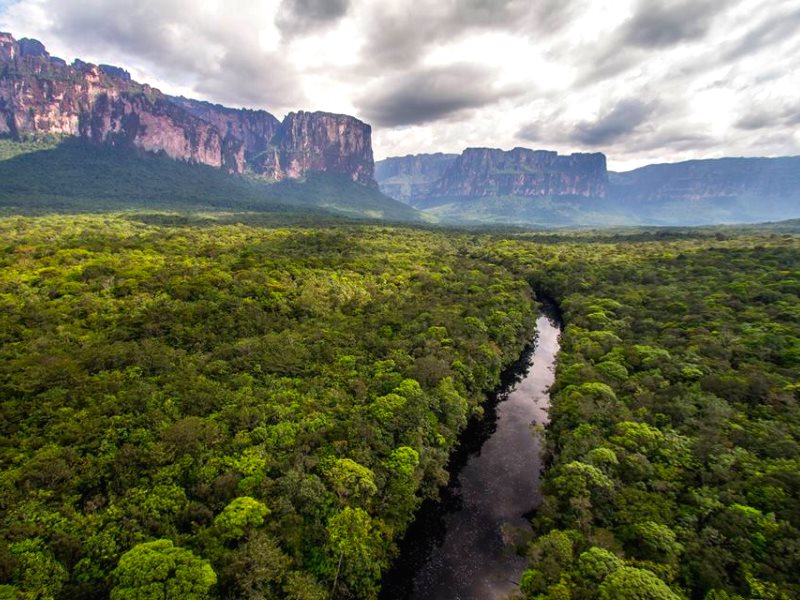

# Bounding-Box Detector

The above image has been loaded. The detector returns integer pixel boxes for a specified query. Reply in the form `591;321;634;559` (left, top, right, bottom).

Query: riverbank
381;309;562;600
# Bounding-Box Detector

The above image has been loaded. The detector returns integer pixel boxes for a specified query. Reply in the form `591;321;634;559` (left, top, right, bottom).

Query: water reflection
381;311;561;600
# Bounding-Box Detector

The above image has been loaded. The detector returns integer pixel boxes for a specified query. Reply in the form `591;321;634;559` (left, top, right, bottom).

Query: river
380;309;561;600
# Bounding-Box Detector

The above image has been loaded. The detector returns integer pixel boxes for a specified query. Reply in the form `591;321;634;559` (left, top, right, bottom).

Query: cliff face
259;111;374;184
0;32;377;184
375;147;608;205
375;153;457;204
0;33;244;172
169;98;374;183
610;156;800;202
168;96;281;165
434;147;608;198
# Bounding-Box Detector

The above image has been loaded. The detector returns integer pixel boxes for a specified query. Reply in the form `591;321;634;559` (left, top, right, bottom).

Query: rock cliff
376;147;608;205
433;147;608;198
260;111;374;184
0;33;244;172
375;153;458;204
169;99;374;184
168;96;281;167
0;32;377;184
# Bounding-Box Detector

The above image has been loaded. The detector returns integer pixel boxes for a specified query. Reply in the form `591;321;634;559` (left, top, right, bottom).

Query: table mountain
375;153;458;203
0;32;377;184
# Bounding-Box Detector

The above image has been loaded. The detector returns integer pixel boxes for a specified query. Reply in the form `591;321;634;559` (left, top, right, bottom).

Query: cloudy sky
1;0;798;170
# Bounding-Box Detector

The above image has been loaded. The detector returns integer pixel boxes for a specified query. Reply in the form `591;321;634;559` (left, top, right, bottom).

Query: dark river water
381;310;562;600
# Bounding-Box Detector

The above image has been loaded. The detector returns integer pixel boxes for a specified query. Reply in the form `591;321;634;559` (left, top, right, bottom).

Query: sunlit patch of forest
0;214;798;599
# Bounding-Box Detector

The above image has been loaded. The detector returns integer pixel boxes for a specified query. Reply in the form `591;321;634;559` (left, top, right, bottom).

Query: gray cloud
357;64;522;127
572;99;656;146
276;0;349;37
19;0;305;111
574;0;727;86
623;127;718;153
735;102;800;131
621;0;722;48
516;122;542;143
359;0;576;71
722;5;800;61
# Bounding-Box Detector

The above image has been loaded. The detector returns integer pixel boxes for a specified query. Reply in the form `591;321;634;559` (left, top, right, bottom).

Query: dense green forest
0;215;535;599
486;234;800;599
1;214;799;599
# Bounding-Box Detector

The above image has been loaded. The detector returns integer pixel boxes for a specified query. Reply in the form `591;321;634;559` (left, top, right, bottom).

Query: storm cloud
1;0;799;169
276;0;350;37
358;0;577;70
620;0;723;48
357;64;522;127
572;100;656;146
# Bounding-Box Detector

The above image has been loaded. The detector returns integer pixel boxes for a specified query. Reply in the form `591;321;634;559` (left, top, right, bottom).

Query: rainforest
0;214;798;600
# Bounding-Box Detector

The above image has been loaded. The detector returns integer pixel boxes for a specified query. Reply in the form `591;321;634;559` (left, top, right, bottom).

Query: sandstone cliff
259;111;374;184
0;33;244;172
1;32;377;184
169;98;374;184
375;153;457;204
375;147;608;205
434;147;608;198
168;96;281;166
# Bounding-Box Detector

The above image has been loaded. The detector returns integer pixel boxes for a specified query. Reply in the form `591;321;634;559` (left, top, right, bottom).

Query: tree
213;496;270;541
7;538;68;600
324;458;378;506
598;566;681;600
111;539;216;600
327;507;384;599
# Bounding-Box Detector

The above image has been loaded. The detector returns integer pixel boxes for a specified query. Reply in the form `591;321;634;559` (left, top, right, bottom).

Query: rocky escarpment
375;153;457;204
260;111;374;184
433;147;608;199
0;33;244;172
610;156;800;202
170;98;375;184
1;32;378;184
168;96;281;166
376;147;608;206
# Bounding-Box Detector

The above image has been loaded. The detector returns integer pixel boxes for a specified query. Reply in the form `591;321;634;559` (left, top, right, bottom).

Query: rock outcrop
98;64;132;81
375;153;458;204
0;32;378;184
376;147;608;205
170;98;374;183
168;96;281;166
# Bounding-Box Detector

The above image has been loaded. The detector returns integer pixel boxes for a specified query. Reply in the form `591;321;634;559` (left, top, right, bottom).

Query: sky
1;0;798;170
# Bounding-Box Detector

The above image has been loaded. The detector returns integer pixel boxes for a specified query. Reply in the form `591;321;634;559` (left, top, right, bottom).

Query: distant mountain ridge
0;31;375;185
376;150;800;225
610;156;800;202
